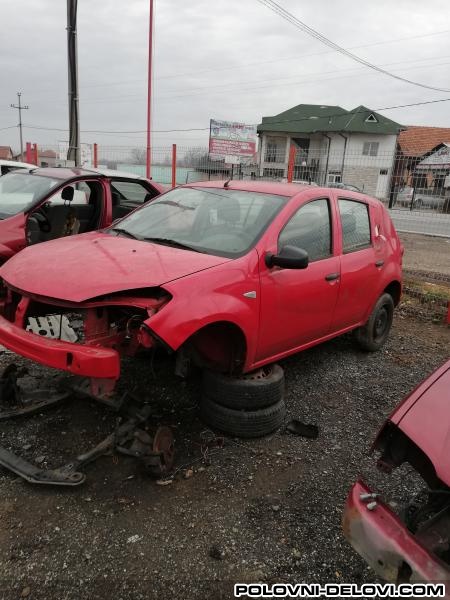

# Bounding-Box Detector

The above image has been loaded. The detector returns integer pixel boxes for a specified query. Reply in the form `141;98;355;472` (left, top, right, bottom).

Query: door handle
375;260;384;268
325;272;340;281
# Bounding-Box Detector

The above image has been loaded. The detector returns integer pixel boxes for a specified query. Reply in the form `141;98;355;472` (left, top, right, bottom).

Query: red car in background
344;360;450;586
0;167;163;263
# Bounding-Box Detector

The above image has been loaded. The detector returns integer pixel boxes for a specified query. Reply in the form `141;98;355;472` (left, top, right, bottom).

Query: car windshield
0;172;61;218
108;187;288;257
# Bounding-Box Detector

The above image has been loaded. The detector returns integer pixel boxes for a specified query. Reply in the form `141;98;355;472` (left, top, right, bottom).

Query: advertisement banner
209;119;257;157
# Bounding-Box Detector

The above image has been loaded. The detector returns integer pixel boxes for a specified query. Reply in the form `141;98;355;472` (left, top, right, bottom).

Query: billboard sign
209;119;257;157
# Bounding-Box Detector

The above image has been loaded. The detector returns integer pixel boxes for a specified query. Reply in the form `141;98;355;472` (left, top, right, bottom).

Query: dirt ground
0;313;449;600
400;232;450;277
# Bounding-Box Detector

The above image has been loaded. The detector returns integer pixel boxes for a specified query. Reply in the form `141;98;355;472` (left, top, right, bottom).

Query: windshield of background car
0;172;60;218
109;187;288;257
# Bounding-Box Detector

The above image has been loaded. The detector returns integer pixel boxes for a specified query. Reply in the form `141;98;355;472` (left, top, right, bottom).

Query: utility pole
10;92;29;158
146;0;154;178
67;0;80;166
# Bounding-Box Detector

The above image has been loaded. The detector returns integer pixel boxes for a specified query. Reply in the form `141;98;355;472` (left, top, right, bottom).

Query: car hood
0;232;232;302
386;360;450;486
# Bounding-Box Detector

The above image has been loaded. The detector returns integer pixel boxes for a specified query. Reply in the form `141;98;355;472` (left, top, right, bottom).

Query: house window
263;168;284;179
328;171;342;184
365;113;378;123
379;169;388;175
362;142;379;157
264;138;286;163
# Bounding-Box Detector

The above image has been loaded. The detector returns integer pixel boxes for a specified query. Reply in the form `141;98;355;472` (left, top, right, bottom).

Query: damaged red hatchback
0;180;402;397
344;360;450;585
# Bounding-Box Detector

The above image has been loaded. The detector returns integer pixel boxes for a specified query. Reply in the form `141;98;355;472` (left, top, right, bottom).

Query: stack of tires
200;364;286;438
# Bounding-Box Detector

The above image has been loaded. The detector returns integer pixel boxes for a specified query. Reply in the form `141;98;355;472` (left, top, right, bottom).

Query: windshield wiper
143;237;201;252
111;227;143;240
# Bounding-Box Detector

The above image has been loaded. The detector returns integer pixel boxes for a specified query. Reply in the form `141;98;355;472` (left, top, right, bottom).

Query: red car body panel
1;232;232;303
344;360;450;586
0;168;163;263
0;181;402;381
343;480;450;586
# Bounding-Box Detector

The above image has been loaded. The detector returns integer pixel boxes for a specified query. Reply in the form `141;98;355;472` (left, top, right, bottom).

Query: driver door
256;197;341;362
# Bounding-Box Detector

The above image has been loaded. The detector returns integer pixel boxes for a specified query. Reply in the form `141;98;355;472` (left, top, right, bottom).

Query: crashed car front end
343;360;450;587
0;281;170;395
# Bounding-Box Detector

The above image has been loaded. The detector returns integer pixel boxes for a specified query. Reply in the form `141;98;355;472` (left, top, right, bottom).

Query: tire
354;293;394;352
202;364;284;410
200;395;286;438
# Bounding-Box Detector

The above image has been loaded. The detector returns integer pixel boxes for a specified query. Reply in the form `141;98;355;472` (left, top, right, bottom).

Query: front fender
144;251;260;369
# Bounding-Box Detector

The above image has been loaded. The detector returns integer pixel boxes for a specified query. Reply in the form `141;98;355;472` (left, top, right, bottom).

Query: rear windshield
108;187;288;257
0;172;60;218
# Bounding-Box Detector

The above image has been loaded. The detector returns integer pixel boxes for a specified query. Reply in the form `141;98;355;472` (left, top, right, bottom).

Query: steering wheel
33;211;51;233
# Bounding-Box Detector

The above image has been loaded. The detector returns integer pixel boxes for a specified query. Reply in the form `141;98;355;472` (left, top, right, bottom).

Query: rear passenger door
331;197;382;331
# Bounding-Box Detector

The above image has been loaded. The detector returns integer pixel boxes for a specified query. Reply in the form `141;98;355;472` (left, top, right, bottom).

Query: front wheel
354;293;394;352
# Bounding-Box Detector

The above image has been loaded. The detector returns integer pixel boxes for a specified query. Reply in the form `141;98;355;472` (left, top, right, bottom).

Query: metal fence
19;142;450;317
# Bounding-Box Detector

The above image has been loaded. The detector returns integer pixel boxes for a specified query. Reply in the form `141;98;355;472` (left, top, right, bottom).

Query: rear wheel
354;293;394;352
200;395;286;438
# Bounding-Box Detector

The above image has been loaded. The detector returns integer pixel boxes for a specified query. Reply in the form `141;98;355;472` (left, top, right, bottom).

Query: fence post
171;144;177;188
25;142;32;163
287;145;296;183
32;144;38;166
93;143;98;168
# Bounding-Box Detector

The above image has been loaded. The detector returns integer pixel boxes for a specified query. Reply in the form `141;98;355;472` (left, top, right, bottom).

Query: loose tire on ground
354;292;394;352
202;364;284;410
200;395;286;438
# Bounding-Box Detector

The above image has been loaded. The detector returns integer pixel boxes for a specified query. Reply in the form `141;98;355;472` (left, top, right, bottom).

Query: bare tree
130;148;146;165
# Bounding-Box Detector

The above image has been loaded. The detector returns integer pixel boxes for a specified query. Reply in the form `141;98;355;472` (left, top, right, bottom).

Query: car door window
338;198;371;253
278;198;332;262
110;180;157;220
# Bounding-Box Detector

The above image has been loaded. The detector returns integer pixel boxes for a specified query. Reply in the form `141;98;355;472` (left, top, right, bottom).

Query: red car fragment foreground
343;360;450;588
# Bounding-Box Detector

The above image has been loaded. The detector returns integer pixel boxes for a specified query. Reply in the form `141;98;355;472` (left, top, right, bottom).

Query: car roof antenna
223;179;231;188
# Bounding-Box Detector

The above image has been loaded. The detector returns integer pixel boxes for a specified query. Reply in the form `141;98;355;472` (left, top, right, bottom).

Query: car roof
0;159;37;169
183;179;379;203
21;166;151;182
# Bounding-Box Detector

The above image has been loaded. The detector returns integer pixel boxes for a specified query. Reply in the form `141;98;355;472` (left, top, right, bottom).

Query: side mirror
61;186;74;201
265;245;309;270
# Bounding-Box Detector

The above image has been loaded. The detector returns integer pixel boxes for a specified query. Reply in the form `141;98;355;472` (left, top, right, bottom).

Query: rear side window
339;199;371;253
278;198;331;262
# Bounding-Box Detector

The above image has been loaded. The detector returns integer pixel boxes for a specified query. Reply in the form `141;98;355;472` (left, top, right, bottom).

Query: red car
343;360;450;586
0;180;402;403
0;167;163;263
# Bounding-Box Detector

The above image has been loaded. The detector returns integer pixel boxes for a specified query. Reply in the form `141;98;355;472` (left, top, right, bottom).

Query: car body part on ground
0;367;175;486
200;394;286;438
0;166;163;263
0;180;402;403
343;359;450;585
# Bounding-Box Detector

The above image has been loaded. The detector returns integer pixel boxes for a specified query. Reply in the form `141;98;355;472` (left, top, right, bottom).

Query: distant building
16;148;57;167
0;146;14;160
257;104;403;199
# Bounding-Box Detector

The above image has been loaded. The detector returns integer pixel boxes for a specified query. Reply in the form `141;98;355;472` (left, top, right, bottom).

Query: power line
255;0;450;93
19;97;450;135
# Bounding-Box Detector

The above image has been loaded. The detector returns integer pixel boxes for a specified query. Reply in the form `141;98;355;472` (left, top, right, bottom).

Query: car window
0;172;60;218
110;181;154;205
338;199;371;253
47;182;91;206
108;187;287;258
278;198;332;262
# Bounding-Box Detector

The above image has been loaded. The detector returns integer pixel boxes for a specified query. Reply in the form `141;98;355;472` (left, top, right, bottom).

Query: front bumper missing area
0;314;120;379
343;480;450;584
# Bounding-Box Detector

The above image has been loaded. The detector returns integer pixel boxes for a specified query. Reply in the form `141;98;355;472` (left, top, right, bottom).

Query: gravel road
0;312;449;600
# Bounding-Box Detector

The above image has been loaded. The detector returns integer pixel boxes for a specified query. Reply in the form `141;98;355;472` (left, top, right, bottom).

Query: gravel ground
0;312;449;600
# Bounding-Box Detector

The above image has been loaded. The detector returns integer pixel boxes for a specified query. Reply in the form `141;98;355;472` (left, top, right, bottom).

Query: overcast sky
1;0;450;155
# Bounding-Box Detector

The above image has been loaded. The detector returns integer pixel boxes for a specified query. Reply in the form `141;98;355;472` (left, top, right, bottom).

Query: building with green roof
257;104;404;198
